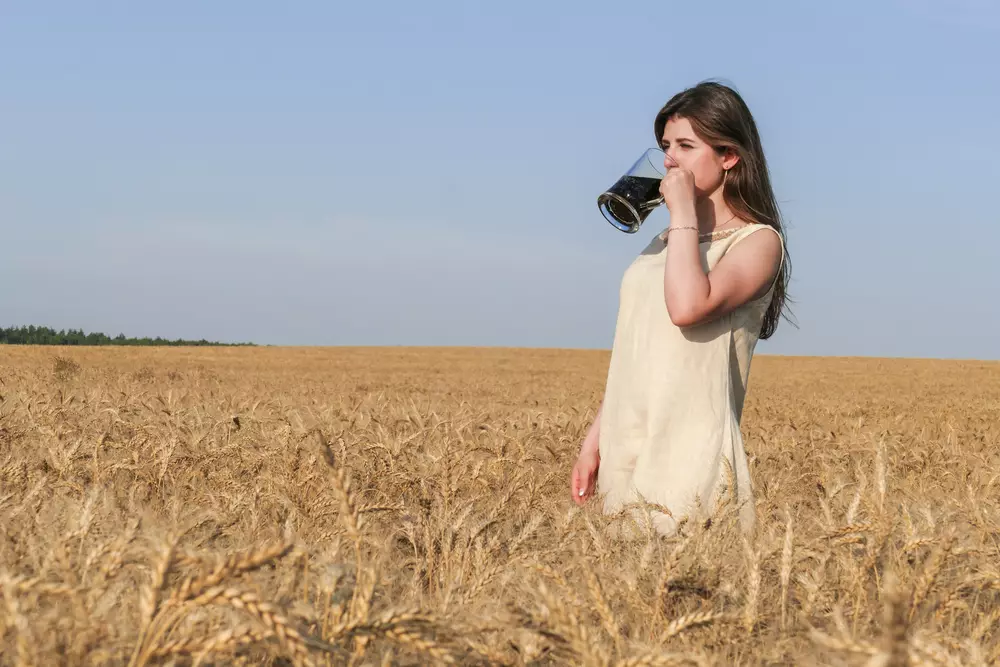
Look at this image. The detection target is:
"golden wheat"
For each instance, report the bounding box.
[0,346,999,665]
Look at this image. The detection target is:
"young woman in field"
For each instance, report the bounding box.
[571,81,791,537]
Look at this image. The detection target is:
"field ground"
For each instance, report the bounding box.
[1,346,999,666]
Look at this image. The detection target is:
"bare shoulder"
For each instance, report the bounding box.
[708,225,783,304]
[721,225,782,272]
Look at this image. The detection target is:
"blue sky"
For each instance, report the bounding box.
[1,1,998,358]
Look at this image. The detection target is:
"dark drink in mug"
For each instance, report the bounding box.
[597,148,668,233]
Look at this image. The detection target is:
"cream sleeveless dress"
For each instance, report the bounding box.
[595,222,784,537]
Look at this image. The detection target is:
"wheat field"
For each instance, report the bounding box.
[1,345,999,666]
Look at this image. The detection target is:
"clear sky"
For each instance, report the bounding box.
[2,1,998,358]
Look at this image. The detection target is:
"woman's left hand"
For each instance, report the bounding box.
[659,167,697,216]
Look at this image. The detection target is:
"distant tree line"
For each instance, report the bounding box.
[0,325,254,347]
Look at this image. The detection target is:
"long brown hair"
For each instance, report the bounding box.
[654,80,793,339]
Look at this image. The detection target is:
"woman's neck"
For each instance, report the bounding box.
[695,191,740,233]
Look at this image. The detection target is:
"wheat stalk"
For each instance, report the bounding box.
[881,571,910,667]
[909,535,955,622]
[614,652,701,667]
[149,624,272,660]
[584,566,620,651]
[780,509,794,631]
[742,537,762,636]
[808,626,879,656]
[660,610,728,642]
[188,586,315,667]
[170,539,293,603]
[0,577,32,667]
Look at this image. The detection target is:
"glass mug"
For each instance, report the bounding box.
[597,147,676,233]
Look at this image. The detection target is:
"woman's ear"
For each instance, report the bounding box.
[721,146,740,171]
[722,147,740,171]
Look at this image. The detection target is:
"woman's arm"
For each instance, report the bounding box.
[579,400,603,456]
[663,217,782,328]
[658,166,781,328]
[571,400,603,504]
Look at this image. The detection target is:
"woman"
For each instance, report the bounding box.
[570,81,791,537]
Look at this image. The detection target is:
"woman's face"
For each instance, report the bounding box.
[660,115,738,197]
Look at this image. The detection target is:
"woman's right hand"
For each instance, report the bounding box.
[571,448,600,506]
